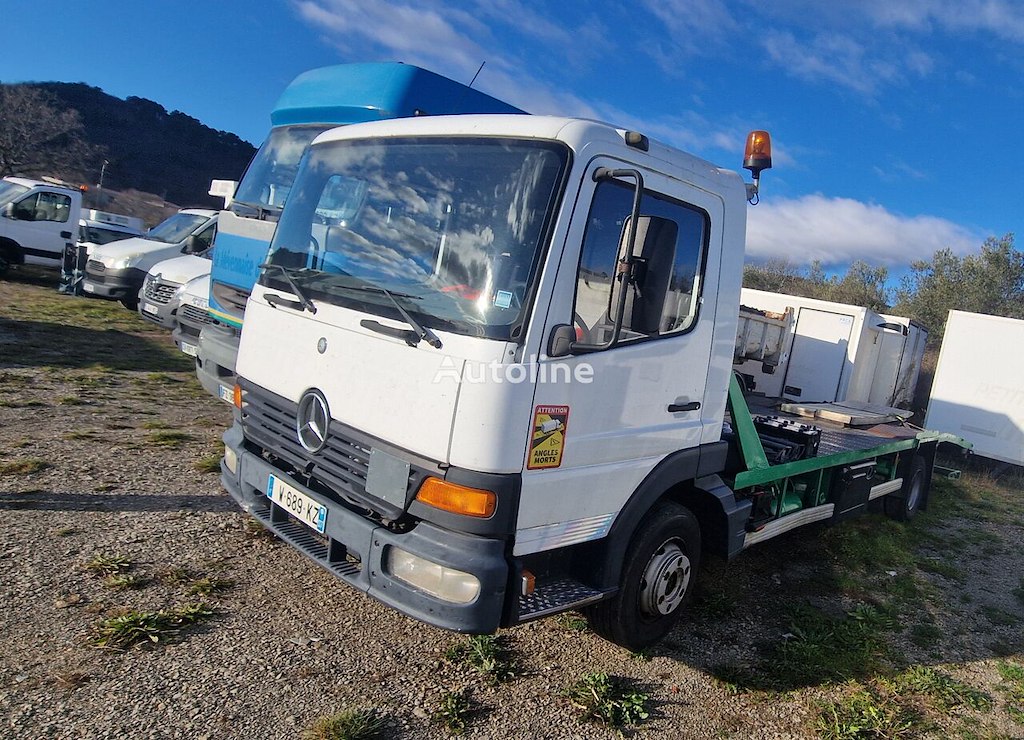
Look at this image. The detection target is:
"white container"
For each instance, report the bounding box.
[925,310,1024,465]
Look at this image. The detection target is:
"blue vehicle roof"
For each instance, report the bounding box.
[270,62,524,127]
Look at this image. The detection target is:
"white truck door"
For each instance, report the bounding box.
[8,189,75,264]
[782,308,854,401]
[514,161,724,555]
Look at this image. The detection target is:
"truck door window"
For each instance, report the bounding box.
[574,180,708,343]
[13,192,72,223]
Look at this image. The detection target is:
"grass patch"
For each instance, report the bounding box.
[892,666,992,711]
[303,707,387,740]
[1015,579,1024,607]
[909,621,943,648]
[194,452,223,474]
[145,372,183,384]
[555,612,590,632]
[916,557,963,581]
[57,396,89,406]
[749,604,896,690]
[434,689,473,735]
[187,577,234,596]
[565,672,650,730]
[817,687,915,740]
[145,430,195,447]
[980,605,1022,627]
[141,420,173,430]
[445,634,517,684]
[83,553,132,575]
[996,661,1024,724]
[91,603,214,649]
[102,574,148,591]
[0,398,47,408]
[0,458,52,475]
[156,566,193,584]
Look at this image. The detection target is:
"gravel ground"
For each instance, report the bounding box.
[1,271,1022,739]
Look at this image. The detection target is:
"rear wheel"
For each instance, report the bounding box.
[586,501,701,650]
[885,454,928,521]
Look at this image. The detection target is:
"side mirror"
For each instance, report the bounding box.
[182,235,200,254]
[1,203,13,219]
[547,324,576,358]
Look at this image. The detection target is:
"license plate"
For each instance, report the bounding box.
[142,302,159,315]
[179,341,198,357]
[83,283,95,293]
[218,384,233,403]
[266,474,327,534]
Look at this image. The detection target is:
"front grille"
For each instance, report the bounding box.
[240,381,434,520]
[86,259,105,273]
[212,281,249,313]
[143,279,181,305]
[179,304,212,326]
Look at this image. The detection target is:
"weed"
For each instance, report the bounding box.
[156,566,193,584]
[916,557,963,581]
[103,574,148,591]
[54,527,76,537]
[566,672,650,729]
[893,666,993,711]
[57,396,89,406]
[980,605,1022,627]
[145,430,195,447]
[555,612,590,632]
[909,621,943,648]
[434,689,473,735]
[188,577,234,596]
[0,458,52,475]
[0,398,47,408]
[145,372,182,384]
[53,671,90,689]
[694,590,737,619]
[996,661,1024,724]
[757,604,895,689]
[141,420,173,430]
[817,687,915,740]
[242,518,277,541]
[92,603,214,649]
[303,707,388,740]
[194,453,223,474]
[83,553,132,576]
[631,649,652,662]
[445,634,516,684]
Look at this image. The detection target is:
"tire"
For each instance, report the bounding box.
[586,501,701,650]
[885,454,928,521]
[121,296,139,311]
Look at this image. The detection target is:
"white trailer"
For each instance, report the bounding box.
[925,310,1024,466]
[735,289,921,406]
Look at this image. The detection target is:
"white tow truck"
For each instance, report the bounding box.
[220,115,967,648]
[0,177,83,275]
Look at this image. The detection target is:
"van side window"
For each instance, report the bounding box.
[573,180,708,343]
[193,223,217,252]
[13,192,72,223]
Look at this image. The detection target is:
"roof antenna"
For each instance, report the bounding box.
[468,61,486,89]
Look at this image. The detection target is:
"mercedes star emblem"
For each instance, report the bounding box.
[296,389,330,453]
[317,337,328,354]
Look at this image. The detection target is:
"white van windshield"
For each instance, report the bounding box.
[147,213,209,244]
[265,136,568,340]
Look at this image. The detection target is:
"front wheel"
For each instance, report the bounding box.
[586,501,701,650]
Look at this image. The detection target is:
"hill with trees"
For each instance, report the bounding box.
[0,82,256,212]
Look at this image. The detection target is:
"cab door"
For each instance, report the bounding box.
[514,159,725,555]
[8,189,74,263]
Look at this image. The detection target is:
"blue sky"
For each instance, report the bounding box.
[2,0,1021,274]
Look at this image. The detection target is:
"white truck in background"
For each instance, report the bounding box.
[926,310,1024,467]
[0,177,83,275]
[220,115,968,649]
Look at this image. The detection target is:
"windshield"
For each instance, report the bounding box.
[231,125,335,215]
[147,212,209,244]
[265,136,568,340]
[0,181,30,208]
[79,225,138,246]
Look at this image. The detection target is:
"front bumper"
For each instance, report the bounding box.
[82,266,147,299]
[196,323,240,403]
[137,293,179,328]
[172,304,212,358]
[222,424,510,633]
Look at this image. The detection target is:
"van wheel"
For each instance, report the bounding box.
[121,296,139,311]
[885,455,928,522]
[585,501,701,650]
[0,246,14,277]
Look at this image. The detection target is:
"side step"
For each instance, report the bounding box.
[517,578,607,622]
[743,504,834,548]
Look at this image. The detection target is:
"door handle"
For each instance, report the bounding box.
[667,401,701,413]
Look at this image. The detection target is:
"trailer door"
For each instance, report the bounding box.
[782,308,854,402]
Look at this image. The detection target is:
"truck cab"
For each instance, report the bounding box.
[0,177,83,275]
[196,62,524,403]
[222,114,751,645]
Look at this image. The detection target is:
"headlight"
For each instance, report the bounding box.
[385,546,480,604]
[113,255,140,270]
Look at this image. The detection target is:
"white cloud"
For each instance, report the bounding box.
[746,195,981,267]
[862,0,1024,43]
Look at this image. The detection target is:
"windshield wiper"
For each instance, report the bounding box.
[344,284,442,349]
[259,263,316,314]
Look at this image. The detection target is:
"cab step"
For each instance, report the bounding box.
[517,578,607,622]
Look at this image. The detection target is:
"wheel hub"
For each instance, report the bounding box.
[639,539,691,617]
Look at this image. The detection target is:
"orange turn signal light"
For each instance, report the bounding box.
[233,383,243,410]
[416,478,496,518]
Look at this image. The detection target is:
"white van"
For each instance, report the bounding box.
[83,209,216,308]
[137,253,212,329]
